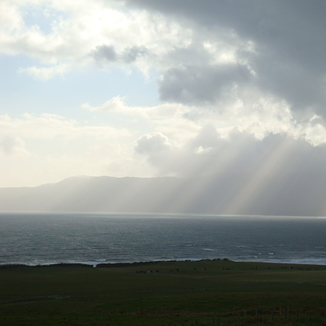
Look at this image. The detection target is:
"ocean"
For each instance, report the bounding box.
[0,213,326,266]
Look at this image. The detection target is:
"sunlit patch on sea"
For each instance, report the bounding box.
[0,213,326,266]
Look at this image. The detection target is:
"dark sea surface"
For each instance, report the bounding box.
[0,213,326,266]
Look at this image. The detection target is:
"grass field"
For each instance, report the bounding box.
[1,259,326,325]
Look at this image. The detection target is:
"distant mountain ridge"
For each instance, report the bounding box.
[0,174,325,216]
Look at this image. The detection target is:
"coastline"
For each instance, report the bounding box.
[1,257,326,269]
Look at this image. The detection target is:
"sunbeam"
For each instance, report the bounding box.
[222,137,296,215]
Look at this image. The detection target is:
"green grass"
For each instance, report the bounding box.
[1,260,326,325]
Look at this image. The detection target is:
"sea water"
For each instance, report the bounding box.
[0,213,326,266]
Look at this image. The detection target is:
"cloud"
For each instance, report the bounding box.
[2,0,326,189]
[134,132,175,175]
[3,0,191,77]
[159,63,251,105]
[93,45,117,62]
[0,1,24,32]
[134,125,326,183]
[0,113,130,141]
[92,44,149,65]
[0,135,27,155]
[4,0,326,124]
[135,132,172,154]
[0,112,135,187]
[89,96,128,112]
[122,46,148,63]
[19,63,71,80]
[85,97,197,130]
[86,92,326,148]
[125,0,326,120]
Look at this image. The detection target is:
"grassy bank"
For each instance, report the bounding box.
[1,259,326,325]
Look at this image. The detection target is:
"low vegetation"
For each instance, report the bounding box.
[1,259,326,325]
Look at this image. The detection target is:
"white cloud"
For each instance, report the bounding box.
[0,112,136,187]
[2,0,192,77]
[0,135,28,156]
[0,113,130,140]
[0,2,24,33]
[134,132,176,175]
[135,132,172,154]
[90,96,128,112]
[85,92,326,148]
[19,63,71,80]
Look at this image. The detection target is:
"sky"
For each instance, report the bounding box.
[1,0,326,188]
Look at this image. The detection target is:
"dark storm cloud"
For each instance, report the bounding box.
[159,64,251,105]
[125,0,326,118]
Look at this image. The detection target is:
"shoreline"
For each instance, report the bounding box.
[1,257,326,269]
